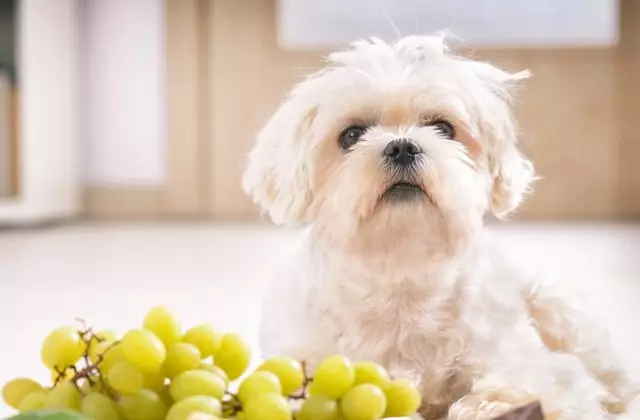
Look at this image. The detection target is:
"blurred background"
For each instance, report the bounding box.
[0,1,639,413]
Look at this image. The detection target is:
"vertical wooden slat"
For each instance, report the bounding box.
[617,0,640,217]
[164,0,205,215]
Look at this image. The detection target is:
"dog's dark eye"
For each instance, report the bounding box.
[339,126,367,151]
[429,120,455,139]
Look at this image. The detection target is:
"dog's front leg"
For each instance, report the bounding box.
[446,360,609,420]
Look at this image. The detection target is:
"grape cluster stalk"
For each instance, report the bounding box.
[2,307,423,420]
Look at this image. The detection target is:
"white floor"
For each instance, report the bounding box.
[0,222,639,417]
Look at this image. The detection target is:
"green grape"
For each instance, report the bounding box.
[257,357,304,395]
[17,391,47,412]
[122,329,166,374]
[237,371,281,403]
[107,360,144,394]
[312,355,355,399]
[80,375,104,394]
[243,393,291,420]
[91,340,124,372]
[143,367,167,392]
[297,394,339,420]
[214,333,251,380]
[383,378,421,417]
[165,395,222,420]
[197,362,229,385]
[80,392,121,420]
[44,381,81,410]
[352,361,390,389]
[306,382,319,396]
[143,306,182,347]
[169,370,226,402]
[41,326,85,370]
[95,330,118,342]
[164,343,201,378]
[182,324,222,358]
[2,378,44,408]
[339,384,386,420]
[118,389,167,420]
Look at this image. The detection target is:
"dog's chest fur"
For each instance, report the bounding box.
[320,258,473,412]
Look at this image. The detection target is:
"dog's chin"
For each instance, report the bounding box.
[379,182,428,204]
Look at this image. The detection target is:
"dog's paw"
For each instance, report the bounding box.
[447,388,536,420]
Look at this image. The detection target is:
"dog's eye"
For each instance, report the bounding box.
[429,120,455,139]
[339,126,367,151]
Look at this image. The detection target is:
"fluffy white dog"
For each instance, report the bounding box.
[242,35,638,419]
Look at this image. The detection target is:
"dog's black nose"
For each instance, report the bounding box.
[383,139,422,166]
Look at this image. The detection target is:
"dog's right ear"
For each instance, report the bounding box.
[242,86,319,226]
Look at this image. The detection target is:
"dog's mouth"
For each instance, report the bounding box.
[380,182,428,203]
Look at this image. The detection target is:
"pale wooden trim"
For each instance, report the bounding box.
[10,90,19,196]
[163,0,206,215]
[86,187,164,218]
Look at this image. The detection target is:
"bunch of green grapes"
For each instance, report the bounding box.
[1,307,421,420]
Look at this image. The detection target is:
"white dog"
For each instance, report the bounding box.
[242,35,638,419]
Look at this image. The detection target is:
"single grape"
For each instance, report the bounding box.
[90,340,124,372]
[118,389,167,420]
[144,306,182,347]
[237,371,282,403]
[80,375,103,394]
[197,362,229,385]
[80,392,120,420]
[257,357,304,395]
[170,370,226,402]
[243,393,291,420]
[107,360,144,394]
[164,343,201,379]
[306,382,319,396]
[51,367,76,384]
[214,333,251,380]
[95,330,118,342]
[182,324,222,359]
[165,395,222,420]
[312,355,355,399]
[339,384,386,420]
[383,378,421,418]
[297,394,339,420]
[122,329,166,374]
[44,381,81,410]
[352,361,390,389]
[41,326,85,370]
[143,368,167,392]
[2,378,44,408]
[17,391,47,412]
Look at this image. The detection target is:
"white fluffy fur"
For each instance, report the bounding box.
[242,35,639,419]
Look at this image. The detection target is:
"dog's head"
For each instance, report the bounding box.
[243,36,535,254]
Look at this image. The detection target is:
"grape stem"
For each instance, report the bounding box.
[287,360,314,400]
[51,321,119,401]
[222,391,243,417]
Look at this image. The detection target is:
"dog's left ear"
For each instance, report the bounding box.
[467,61,537,218]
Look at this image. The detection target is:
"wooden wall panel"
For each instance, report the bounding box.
[617,0,640,217]
[205,0,640,220]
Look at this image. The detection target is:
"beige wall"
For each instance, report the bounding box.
[90,0,640,221]
[201,0,640,221]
